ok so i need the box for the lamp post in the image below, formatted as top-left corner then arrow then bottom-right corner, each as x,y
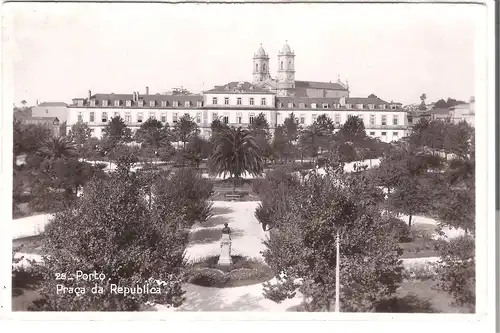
334,229 -> 340,312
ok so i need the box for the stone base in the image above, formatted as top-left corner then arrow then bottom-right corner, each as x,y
217,256 -> 232,266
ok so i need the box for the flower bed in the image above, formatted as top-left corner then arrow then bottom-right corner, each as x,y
186,255 -> 274,288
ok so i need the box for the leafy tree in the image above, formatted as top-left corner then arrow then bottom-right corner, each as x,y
283,113 -> 299,144
69,122 -> 92,157
260,170 -> 403,311
182,135 -> 212,169
271,125 -> 288,164
59,121 -> 67,137
419,93 -> 427,111
173,114 -> 199,149
209,127 -> 263,193
249,113 -> 272,164
30,165 -> 187,311
298,124 -> 326,166
102,116 -> 133,149
210,118 -> 228,144
13,121 -> 52,158
434,236 -> 475,312
336,115 -> 367,144
134,119 -> 173,164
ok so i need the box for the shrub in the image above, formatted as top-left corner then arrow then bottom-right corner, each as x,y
402,262 -> 437,281
389,217 -> 412,243
188,268 -> 228,287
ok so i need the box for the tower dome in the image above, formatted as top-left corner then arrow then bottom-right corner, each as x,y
255,44 -> 267,57
281,41 -> 293,54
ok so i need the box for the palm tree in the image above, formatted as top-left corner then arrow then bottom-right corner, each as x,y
38,137 -> 77,160
208,127 -> 263,193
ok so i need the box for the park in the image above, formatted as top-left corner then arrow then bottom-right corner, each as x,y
12,112 -> 475,313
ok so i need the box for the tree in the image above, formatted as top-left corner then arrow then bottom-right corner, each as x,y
208,127 -> 263,193
337,115 -> 366,144
283,113 -> 299,144
13,122 -> 52,158
38,137 -> 77,161
134,119 -> 173,164
30,165 -> 187,311
69,122 -> 92,157
182,135 -> 212,169
21,100 -> 27,108
59,121 -> 67,137
434,236 -> 475,312
210,118 -> 228,144
271,125 -> 288,164
249,113 -> 272,164
260,170 -> 403,311
102,116 -> 133,149
173,114 -> 198,149
419,93 -> 427,111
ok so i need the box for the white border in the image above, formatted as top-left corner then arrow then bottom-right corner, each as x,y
0,1 -> 496,331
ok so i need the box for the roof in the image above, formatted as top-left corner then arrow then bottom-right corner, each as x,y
255,44 -> 268,58
295,80 -> 348,91
280,42 -> 292,54
37,102 -> 68,107
72,93 -> 203,105
346,97 -> 389,105
23,117 -> 60,125
276,96 -> 341,105
431,108 -> 452,115
204,81 -> 274,95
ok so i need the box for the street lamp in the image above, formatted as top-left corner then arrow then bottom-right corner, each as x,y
334,229 -> 340,312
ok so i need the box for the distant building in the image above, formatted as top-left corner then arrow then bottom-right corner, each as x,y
31,102 -> 68,122
23,117 -> 61,137
449,97 -> 475,127
66,42 -> 409,143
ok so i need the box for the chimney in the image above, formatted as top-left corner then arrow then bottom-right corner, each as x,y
146,86 -> 149,95
36,99 -> 39,106
88,90 -> 91,101
136,91 -> 140,100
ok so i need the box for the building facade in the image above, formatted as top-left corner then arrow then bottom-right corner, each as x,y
31,102 -> 69,122
66,42 -> 409,142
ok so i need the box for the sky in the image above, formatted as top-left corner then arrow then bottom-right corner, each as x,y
3,2 -> 486,106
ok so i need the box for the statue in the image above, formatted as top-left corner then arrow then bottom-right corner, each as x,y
218,223 -> 232,267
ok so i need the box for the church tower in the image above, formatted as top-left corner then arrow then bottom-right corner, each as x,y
277,41 -> 295,96
252,44 -> 270,83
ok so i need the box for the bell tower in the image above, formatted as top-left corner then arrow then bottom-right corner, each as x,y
253,44 -> 270,84
277,41 -> 295,96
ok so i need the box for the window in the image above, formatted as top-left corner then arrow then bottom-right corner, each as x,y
381,132 -> 387,136
346,104 -> 351,109
288,102 -> 294,108
237,98 -> 242,105
369,114 -> 375,125
391,105 -> 397,110
357,104 -> 363,109
212,113 -> 218,121
392,115 -> 398,125
249,98 -> 254,106
173,113 -> 178,123
138,100 -> 144,107
114,100 -> 120,107
381,115 -> 387,126
249,114 -> 255,124
102,100 -> 108,107
380,104 -> 386,110
114,112 -> 119,118
161,101 -> 167,107
280,102 -> 284,108
311,103 -> 317,108
312,114 -> 317,122
256,64 -> 259,71
78,112 -> 83,122
185,101 -> 190,107
78,100 -> 84,106
263,64 -> 266,71
149,112 -> 155,119
90,112 -> 95,122
161,113 -> 166,123
322,103 -> 328,109
173,101 -> 179,107
261,98 -> 266,106
196,113 -> 201,123
393,132 -> 399,138
197,101 -> 203,107
90,129 -> 95,136
90,100 -> 96,107
369,131 -> 375,136
46,109 -> 48,114
299,103 -> 305,108
236,112 -> 242,124
300,115 -> 305,124
125,113 -> 131,123
101,112 -> 108,123
149,101 -> 155,107
126,100 -> 132,107
334,114 -> 341,125
137,112 -> 143,123
368,104 -> 374,110
213,97 -> 218,105
223,116 -> 229,124
280,61 -> 283,70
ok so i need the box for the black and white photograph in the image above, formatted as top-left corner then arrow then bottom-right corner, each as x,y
1,1 -> 496,326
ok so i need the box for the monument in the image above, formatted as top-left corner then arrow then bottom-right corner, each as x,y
218,223 -> 232,267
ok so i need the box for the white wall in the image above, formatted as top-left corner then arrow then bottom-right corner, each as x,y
204,93 -> 275,108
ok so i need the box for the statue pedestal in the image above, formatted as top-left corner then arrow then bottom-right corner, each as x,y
218,234 -> 232,267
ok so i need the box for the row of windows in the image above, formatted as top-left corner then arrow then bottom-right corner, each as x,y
293,113 -> 399,126
77,99 -> 203,108
212,97 -> 269,106
369,131 -> 399,137
78,111 -> 202,124
278,102 -> 396,110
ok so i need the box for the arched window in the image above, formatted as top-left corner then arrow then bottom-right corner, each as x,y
280,61 -> 283,70
263,63 -> 266,71
256,63 -> 259,71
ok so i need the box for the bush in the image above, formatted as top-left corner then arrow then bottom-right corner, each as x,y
402,262 -> 437,281
389,217 -> 412,243
188,268 -> 228,287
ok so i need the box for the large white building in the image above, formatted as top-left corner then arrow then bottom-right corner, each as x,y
66,42 -> 409,142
